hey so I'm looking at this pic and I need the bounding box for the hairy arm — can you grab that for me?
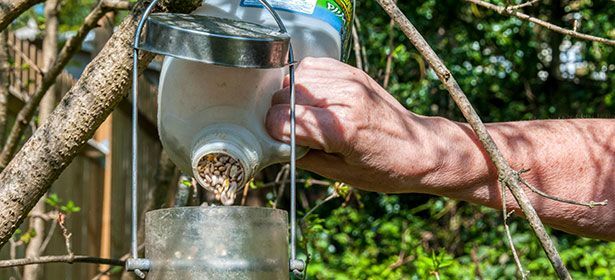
[425,117,614,240]
[266,57,615,240]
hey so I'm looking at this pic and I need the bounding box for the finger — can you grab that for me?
[282,57,344,88]
[282,74,290,88]
[266,104,343,153]
[297,149,346,175]
[271,84,323,107]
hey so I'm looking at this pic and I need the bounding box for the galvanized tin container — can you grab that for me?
[145,206,289,279]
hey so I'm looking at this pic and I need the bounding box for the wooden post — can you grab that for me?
[95,115,113,279]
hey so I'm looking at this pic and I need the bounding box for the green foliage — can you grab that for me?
[60,200,81,214]
[302,194,614,279]
[18,229,37,244]
[46,193,81,214]
[45,193,61,207]
[58,0,99,32]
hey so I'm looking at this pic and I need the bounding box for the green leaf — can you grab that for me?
[45,193,61,207]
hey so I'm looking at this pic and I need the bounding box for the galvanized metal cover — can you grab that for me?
[139,13,290,68]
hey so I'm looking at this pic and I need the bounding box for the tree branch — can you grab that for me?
[0,0,44,32]
[351,24,363,71]
[465,0,615,46]
[8,239,23,279]
[375,1,579,279]
[517,169,608,208]
[0,30,8,146]
[273,164,290,209]
[300,191,340,227]
[102,0,133,11]
[382,0,396,89]
[0,255,125,268]
[501,182,526,279]
[506,0,540,11]
[0,0,202,248]
[0,0,132,170]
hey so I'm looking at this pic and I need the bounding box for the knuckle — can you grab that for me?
[266,106,287,136]
[300,57,318,69]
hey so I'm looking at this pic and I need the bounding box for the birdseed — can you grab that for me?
[196,153,244,205]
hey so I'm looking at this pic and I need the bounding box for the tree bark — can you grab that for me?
[0,0,43,32]
[22,0,60,278]
[0,0,202,249]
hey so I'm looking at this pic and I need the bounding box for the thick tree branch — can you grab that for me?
[0,255,125,268]
[0,0,133,170]
[375,0,576,279]
[465,0,615,46]
[0,0,202,248]
[0,0,44,32]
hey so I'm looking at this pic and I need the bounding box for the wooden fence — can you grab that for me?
[0,32,166,280]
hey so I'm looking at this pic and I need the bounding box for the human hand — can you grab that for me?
[266,57,442,193]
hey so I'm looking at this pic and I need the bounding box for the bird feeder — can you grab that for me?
[126,0,353,278]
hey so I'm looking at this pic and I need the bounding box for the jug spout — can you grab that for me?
[191,124,262,192]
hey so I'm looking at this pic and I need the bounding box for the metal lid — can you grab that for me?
[139,13,290,68]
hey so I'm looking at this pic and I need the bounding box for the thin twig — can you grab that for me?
[9,238,22,279]
[354,17,369,73]
[465,0,615,46]
[0,255,125,268]
[383,0,397,89]
[240,180,250,206]
[300,192,340,226]
[516,172,608,208]
[57,213,73,257]
[351,23,363,71]
[501,181,526,279]
[273,164,290,208]
[388,221,409,269]
[506,0,540,11]
[37,216,57,255]
[375,1,578,279]
[261,178,331,189]
[6,43,45,75]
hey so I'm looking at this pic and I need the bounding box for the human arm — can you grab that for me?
[265,57,615,240]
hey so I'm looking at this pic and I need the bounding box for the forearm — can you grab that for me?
[416,117,615,240]
[263,58,614,239]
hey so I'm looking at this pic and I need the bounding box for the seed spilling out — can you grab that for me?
[196,153,244,206]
